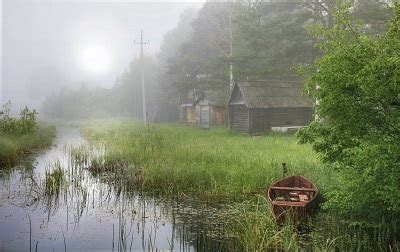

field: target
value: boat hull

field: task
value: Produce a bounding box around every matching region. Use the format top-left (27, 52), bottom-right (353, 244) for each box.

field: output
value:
top-left (268, 176), bottom-right (318, 221)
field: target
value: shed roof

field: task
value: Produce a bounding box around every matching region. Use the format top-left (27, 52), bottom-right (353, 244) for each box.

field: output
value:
top-left (228, 81), bottom-right (313, 108)
top-left (196, 88), bottom-right (230, 107)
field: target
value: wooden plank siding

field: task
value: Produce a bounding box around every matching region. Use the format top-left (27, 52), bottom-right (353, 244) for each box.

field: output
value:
top-left (212, 106), bottom-right (225, 126)
top-left (229, 105), bottom-right (249, 133)
top-left (187, 107), bottom-right (197, 125)
top-left (227, 81), bottom-right (314, 135)
top-left (199, 105), bottom-right (211, 128)
top-left (197, 106), bottom-right (226, 129)
top-left (249, 107), bottom-right (313, 135)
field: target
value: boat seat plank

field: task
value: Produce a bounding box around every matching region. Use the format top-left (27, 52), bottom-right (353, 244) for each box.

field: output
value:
top-left (270, 186), bottom-right (317, 192)
top-left (272, 201), bottom-right (307, 206)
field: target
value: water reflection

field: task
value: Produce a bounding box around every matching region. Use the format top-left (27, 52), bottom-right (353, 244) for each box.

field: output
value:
top-left (0, 127), bottom-right (229, 252)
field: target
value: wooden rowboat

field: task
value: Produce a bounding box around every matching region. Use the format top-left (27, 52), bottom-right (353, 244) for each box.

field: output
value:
top-left (268, 176), bottom-right (318, 220)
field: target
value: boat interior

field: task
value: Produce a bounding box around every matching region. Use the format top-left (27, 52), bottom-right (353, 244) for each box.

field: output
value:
top-left (269, 176), bottom-right (317, 204)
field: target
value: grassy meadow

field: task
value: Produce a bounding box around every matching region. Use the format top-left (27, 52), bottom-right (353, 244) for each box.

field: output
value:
top-left (82, 120), bottom-right (334, 199)
top-left (0, 124), bottom-right (56, 167)
top-left (80, 120), bottom-right (399, 251)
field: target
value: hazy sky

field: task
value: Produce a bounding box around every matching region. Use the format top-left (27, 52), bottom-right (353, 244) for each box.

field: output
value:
top-left (1, 0), bottom-right (205, 109)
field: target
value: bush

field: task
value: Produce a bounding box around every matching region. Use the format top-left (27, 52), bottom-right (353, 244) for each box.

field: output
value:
top-left (298, 4), bottom-right (400, 223)
top-left (0, 101), bottom-right (38, 135)
top-left (0, 101), bottom-right (55, 167)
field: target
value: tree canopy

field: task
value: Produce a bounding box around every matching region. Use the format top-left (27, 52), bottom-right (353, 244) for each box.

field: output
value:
top-left (160, 0), bottom-right (393, 95)
top-left (298, 3), bottom-right (400, 223)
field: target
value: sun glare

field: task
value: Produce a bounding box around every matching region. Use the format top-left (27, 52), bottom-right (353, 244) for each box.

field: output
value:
top-left (79, 45), bottom-right (111, 74)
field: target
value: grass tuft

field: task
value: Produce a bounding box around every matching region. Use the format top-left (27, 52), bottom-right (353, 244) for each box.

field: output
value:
top-left (44, 160), bottom-right (65, 197)
top-left (225, 196), bottom-right (300, 251)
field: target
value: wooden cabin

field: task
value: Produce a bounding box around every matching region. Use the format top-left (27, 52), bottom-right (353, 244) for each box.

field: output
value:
top-left (179, 89), bottom-right (200, 125)
top-left (194, 89), bottom-right (229, 129)
top-left (227, 81), bottom-right (314, 134)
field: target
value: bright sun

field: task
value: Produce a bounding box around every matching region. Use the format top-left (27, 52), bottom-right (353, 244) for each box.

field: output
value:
top-left (79, 45), bottom-right (111, 74)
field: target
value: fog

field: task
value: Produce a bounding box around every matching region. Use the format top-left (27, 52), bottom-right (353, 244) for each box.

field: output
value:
top-left (1, 0), bottom-right (392, 121)
top-left (1, 0), bottom-right (204, 111)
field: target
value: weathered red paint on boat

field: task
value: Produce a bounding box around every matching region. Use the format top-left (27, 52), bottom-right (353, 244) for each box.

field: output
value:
top-left (268, 176), bottom-right (318, 220)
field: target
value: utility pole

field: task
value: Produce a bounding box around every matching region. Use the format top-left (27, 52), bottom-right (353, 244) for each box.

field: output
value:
top-left (229, 0), bottom-right (235, 91)
top-left (134, 30), bottom-right (149, 125)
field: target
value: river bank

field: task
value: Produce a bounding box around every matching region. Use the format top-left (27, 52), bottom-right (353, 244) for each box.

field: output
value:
top-left (0, 124), bottom-right (56, 167)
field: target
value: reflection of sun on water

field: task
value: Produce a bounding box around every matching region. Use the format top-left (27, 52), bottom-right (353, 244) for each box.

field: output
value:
top-left (79, 45), bottom-right (111, 74)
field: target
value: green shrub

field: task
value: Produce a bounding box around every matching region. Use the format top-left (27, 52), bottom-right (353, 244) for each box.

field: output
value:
top-left (298, 4), bottom-right (400, 224)
top-left (0, 101), bottom-right (38, 135)
top-left (0, 101), bottom-right (55, 167)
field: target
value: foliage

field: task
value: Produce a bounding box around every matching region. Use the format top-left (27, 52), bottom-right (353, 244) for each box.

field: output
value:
top-left (0, 101), bottom-right (55, 166)
top-left (233, 2), bottom-right (319, 80)
top-left (352, 0), bottom-right (394, 34)
top-left (298, 3), bottom-right (400, 223)
top-left (157, 8), bottom-right (198, 96)
top-left (0, 101), bottom-right (38, 135)
top-left (166, 2), bottom-right (232, 92)
top-left (157, 0), bottom-right (393, 104)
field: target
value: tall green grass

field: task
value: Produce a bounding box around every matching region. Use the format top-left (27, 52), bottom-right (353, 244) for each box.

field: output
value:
top-left (224, 196), bottom-right (300, 251)
top-left (82, 120), bottom-right (330, 199)
top-left (81, 120), bottom-right (398, 251)
top-left (44, 160), bottom-right (65, 197)
top-left (225, 197), bottom-right (400, 251)
top-left (0, 124), bottom-right (56, 167)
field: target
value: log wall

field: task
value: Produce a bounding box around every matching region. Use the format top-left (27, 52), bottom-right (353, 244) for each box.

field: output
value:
top-left (229, 105), bottom-right (249, 133)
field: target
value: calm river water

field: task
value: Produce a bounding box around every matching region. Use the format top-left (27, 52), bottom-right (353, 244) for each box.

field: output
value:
top-left (0, 127), bottom-right (228, 252)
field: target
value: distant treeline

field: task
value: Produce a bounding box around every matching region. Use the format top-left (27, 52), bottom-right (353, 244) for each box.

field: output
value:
top-left (41, 0), bottom-right (393, 120)
top-left (41, 57), bottom-right (160, 120)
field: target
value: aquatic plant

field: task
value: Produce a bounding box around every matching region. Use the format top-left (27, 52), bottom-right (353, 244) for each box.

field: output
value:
top-left (44, 160), bottom-right (65, 197)
top-left (224, 196), bottom-right (300, 251)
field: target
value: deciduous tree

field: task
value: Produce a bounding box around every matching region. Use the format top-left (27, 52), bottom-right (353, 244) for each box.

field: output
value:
top-left (298, 3), bottom-right (400, 223)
